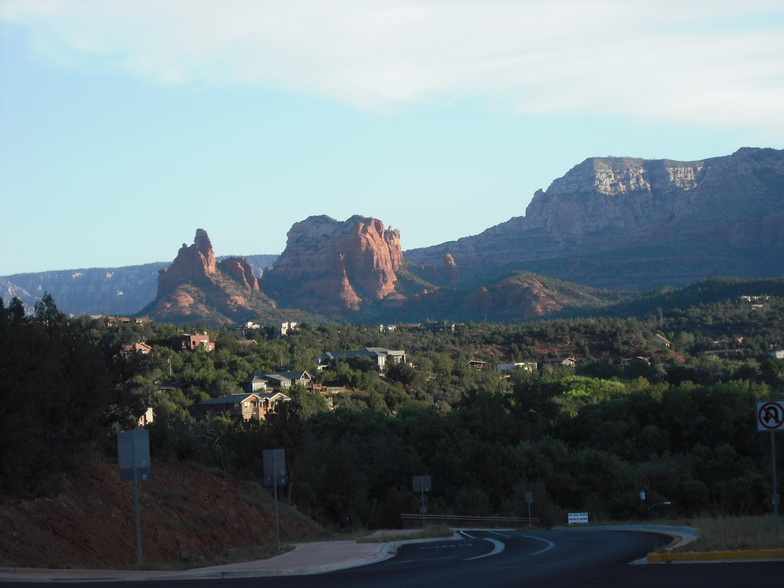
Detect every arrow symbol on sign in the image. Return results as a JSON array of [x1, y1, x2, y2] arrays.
[[763, 406, 781, 424]]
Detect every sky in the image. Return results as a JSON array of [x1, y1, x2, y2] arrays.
[[1, 0, 783, 276]]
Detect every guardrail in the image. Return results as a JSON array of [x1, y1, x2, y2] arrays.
[[401, 513, 540, 529]]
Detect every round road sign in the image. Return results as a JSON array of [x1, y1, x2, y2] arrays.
[[757, 401, 784, 431]]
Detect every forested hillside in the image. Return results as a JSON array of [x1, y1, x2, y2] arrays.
[[2, 285, 783, 532]]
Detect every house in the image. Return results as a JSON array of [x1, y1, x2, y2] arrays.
[[123, 342, 152, 355], [652, 334, 671, 347], [107, 316, 149, 326], [154, 381, 188, 393], [427, 322, 459, 333], [169, 333, 215, 352], [540, 357, 577, 368], [280, 322, 298, 335], [197, 391, 290, 420], [770, 350, 784, 360], [467, 360, 486, 369], [241, 371, 314, 393], [316, 348, 406, 370], [496, 362, 537, 373], [138, 407, 154, 427], [621, 357, 651, 366]]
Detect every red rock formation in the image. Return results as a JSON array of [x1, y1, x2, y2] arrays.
[[151, 229, 272, 323], [264, 215, 405, 316], [442, 254, 459, 284], [157, 229, 218, 298], [221, 257, 260, 292]]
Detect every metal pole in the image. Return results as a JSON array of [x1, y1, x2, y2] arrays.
[[131, 440, 142, 567], [273, 452, 280, 551], [421, 486, 425, 530], [527, 501, 532, 528], [772, 432, 780, 544]]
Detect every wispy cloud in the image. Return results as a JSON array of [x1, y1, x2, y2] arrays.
[[3, 0, 784, 135]]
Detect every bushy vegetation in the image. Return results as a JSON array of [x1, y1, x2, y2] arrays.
[[2, 284, 783, 533]]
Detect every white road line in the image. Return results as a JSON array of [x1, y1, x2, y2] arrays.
[[461, 531, 476, 539], [487, 530, 511, 537], [465, 538, 505, 560], [520, 535, 556, 555], [393, 556, 458, 564]]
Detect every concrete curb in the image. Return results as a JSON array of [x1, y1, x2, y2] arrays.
[[135, 534, 461, 580], [146, 543, 397, 580], [0, 535, 465, 582], [647, 548, 784, 563]]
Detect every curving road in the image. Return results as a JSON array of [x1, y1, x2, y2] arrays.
[[5, 529, 783, 587], [247, 529, 783, 588]]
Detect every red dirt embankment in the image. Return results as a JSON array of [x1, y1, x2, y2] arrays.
[[0, 457, 322, 569]]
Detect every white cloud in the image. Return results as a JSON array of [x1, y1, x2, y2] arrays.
[[3, 0, 784, 135]]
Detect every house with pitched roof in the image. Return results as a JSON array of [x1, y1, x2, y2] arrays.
[[316, 348, 406, 371], [197, 391, 289, 420], [240, 371, 314, 393]]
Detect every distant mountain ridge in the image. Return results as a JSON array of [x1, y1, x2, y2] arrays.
[[4, 147, 783, 321], [406, 147, 784, 290], [1, 255, 278, 316]]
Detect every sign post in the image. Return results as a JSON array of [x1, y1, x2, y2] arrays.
[[525, 492, 533, 527], [412, 476, 432, 530], [756, 400, 784, 544], [117, 430, 151, 567], [263, 449, 286, 550]]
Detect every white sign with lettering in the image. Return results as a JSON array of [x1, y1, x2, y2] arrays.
[[568, 512, 589, 524]]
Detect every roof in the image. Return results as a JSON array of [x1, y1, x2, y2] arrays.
[[198, 394, 256, 406], [256, 392, 290, 401], [318, 348, 405, 362], [243, 371, 313, 383]]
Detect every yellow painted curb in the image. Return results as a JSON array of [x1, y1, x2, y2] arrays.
[[647, 548, 784, 563]]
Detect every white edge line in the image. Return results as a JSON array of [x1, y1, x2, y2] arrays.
[[520, 535, 556, 555], [465, 538, 505, 561]]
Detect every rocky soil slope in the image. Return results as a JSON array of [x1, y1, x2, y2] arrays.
[[0, 456, 324, 569]]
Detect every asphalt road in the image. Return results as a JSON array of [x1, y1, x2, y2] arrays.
[[5, 529, 783, 587]]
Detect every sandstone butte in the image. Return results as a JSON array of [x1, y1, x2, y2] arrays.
[[150, 229, 272, 323], [264, 215, 408, 317]]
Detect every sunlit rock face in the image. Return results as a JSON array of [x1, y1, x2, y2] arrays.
[[264, 215, 405, 317], [157, 229, 218, 298], [151, 229, 272, 323]]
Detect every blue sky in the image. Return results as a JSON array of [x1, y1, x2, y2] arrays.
[[1, 0, 783, 276]]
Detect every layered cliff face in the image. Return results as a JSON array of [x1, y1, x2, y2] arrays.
[[406, 147, 784, 290], [264, 215, 406, 317], [148, 229, 274, 323]]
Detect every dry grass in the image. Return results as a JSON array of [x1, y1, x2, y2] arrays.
[[665, 515, 782, 552], [357, 525, 454, 543]]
